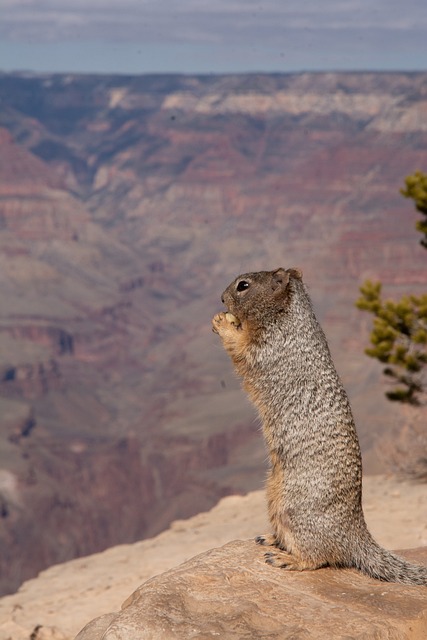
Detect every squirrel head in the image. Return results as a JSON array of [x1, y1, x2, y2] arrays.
[[221, 267, 303, 325]]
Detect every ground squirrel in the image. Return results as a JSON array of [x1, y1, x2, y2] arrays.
[[212, 267, 427, 585]]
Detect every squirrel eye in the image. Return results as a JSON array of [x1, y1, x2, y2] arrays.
[[236, 280, 249, 292]]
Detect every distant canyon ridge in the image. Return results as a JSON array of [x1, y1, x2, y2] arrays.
[[0, 71, 426, 595]]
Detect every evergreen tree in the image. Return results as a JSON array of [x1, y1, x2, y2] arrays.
[[356, 172, 427, 405], [400, 171, 427, 248]]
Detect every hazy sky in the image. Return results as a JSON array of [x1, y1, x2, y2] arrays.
[[1, 0, 427, 75]]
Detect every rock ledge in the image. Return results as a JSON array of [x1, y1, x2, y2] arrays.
[[77, 541, 427, 640]]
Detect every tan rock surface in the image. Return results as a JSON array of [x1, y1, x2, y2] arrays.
[[0, 491, 267, 640], [0, 475, 426, 640], [76, 542, 427, 640]]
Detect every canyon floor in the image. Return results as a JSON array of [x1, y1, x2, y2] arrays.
[[0, 474, 426, 640]]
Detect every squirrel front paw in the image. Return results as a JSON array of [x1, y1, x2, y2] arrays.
[[212, 311, 249, 362], [212, 311, 241, 335]]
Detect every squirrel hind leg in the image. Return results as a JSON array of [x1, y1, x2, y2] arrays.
[[265, 550, 326, 572], [255, 533, 285, 549]]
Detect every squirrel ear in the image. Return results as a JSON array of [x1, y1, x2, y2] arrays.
[[271, 268, 290, 292], [286, 267, 303, 280]]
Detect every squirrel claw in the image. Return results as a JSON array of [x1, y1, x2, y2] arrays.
[[264, 552, 296, 569], [265, 551, 322, 571], [264, 552, 282, 566], [256, 534, 279, 547]]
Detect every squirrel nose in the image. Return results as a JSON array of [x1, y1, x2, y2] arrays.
[[221, 294, 225, 304]]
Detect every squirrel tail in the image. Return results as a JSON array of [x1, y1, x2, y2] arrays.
[[354, 533, 427, 586]]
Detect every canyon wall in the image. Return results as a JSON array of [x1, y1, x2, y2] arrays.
[[0, 71, 426, 595]]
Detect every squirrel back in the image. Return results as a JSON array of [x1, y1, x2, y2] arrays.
[[212, 267, 427, 586]]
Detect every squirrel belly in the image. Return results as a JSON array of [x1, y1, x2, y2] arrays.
[[212, 267, 427, 586]]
